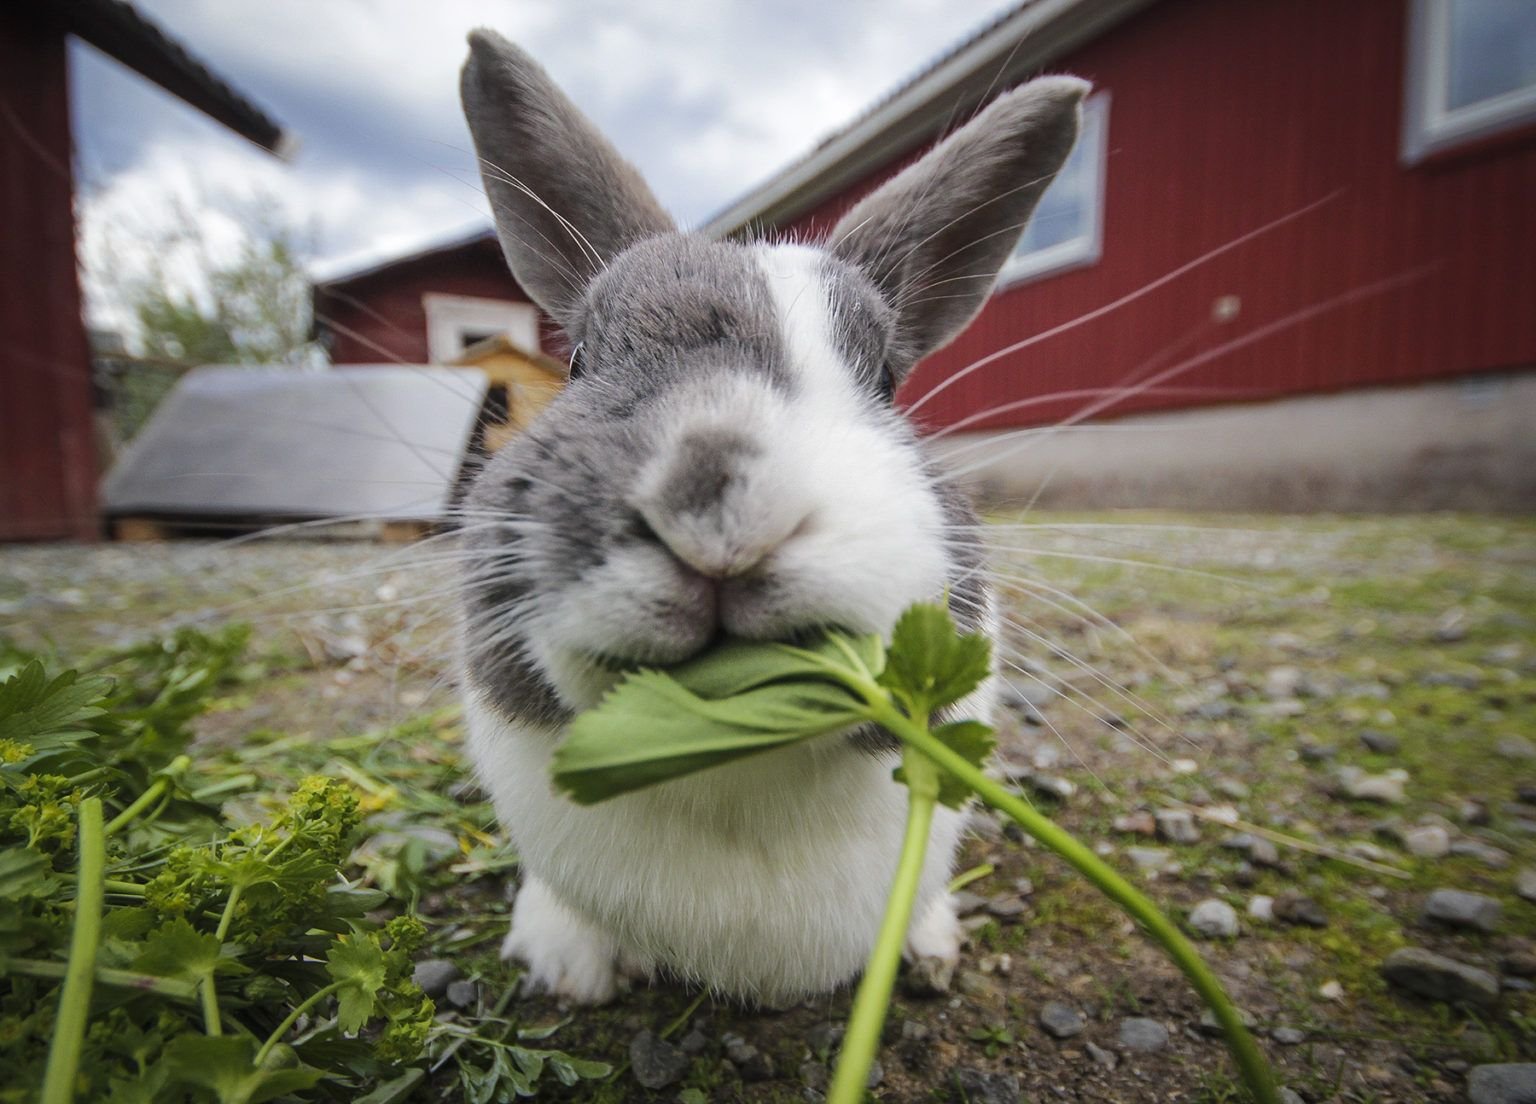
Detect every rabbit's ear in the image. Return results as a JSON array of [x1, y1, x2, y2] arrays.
[[462, 30, 675, 329], [830, 77, 1088, 372]]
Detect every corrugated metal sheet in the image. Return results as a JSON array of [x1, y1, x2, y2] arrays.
[[0, 8, 98, 541], [784, 0, 1536, 433], [101, 366, 489, 522]]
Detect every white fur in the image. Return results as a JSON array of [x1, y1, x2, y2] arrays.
[[466, 241, 987, 1004]]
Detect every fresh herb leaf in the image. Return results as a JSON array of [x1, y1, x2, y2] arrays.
[[878, 602, 991, 715]]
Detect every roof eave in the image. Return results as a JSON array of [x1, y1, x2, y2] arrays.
[[700, 0, 1153, 239]]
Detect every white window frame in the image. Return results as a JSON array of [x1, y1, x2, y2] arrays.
[[1402, 0, 1536, 164], [997, 91, 1110, 289], [423, 293, 540, 363]]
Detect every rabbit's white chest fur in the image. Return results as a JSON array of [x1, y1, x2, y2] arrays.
[[465, 694, 968, 1004]]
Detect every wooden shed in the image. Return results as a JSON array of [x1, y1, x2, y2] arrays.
[[0, 0, 290, 541]]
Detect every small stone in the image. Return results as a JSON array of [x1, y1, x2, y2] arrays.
[[1113, 811, 1157, 836], [1247, 895, 1275, 922], [629, 1031, 688, 1090], [1496, 737, 1536, 761], [1038, 1001, 1086, 1039], [444, 979, 478, 1009], [1085, 1041, 1118, 1069], [1335, 765, 1408, 804], [1467, 1064, 1536, 1104], [1249, 837, 1282, 867], [1280, 1090, 1306, 1104], [903, 955, 954, 997], [1273, 892, 1328, 928], [1126, 846, 1175, 875], [1380, 947, 1499, 1008], [679, 1027, 709, 1055], [985, 894, 1028, 919], [1359, 729, 1400, 754], [900, 1020, 930, 1042], [1299, 740, 1337, 763], [411, 958, 460, 998], [1502, 951, 1536, 978], [1215, 778, 1251, 800], [1189, 899, 1240, 939], [1462, 799, 1493, 825], [721, 1033, 774, 1081], [806, 1022, 844, 1058], [952, 890, 988, 916], [799, 1060, 828, 1092], [949, 1067, 1020, 1104], [1517, 868, 1536, 903], [1451, 840, 1512, 868], [1401, 824, 1452, 858], [1117, 1017, 1169, 1053], [1156, 809, 1201, 844], [1422, 888, 1503, 932], [1319, 979, 1345, 1001], [1271, 1026, 1307, 1045]]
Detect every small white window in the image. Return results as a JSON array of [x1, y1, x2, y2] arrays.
[[1403, 0, 1536, 163], [423, 293, 540, 364], [998, 92, 1109, 288]]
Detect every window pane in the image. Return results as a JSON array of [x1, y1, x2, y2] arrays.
[[1012, 96, 1103, 260], [1446, 0, 1536, 111]]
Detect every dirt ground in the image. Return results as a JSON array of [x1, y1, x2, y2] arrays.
[[2, 512, 1533, 1102]]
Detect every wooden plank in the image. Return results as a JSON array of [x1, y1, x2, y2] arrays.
[[114, 517, 170, 542]]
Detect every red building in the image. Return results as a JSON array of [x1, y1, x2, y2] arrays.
[[0, 0, 288, 541], [323, 0, 1536, 509]]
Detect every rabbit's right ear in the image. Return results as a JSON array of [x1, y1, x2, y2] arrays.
[[461, 31, 675, 329]]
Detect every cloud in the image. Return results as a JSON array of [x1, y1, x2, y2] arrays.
[[75, 0, 1021, 334]]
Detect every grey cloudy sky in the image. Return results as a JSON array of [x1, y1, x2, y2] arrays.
[[73, 0, 1020, 331]]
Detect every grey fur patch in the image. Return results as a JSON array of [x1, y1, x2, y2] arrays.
[[461, 30, 675, 328], [818, 255, 896, 397], [830, 77, 1088, 379], [656, 430, 759, 518]]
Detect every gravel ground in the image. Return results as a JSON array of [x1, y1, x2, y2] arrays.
[[3, 512, 1534, 1102]]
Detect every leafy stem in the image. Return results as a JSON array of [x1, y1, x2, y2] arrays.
[[103, 755, 192, 837], [253, 979, 346, 1067], [41, 797, 105, 1104], [825, 747, 938, 1104]]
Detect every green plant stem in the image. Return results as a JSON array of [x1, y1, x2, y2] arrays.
[[879, 705, 1279, 1104], [826, 748, 939, 1104], [254, 980, 346, 1067], [215, 883, 244, 941], [103, 755, 191, 837], [41, 796, 105, 1104], [11, 958, 197, 1000]]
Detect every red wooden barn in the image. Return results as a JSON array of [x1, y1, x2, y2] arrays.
[[0, 0, 289, 541], [320, 0, 1536, 509]]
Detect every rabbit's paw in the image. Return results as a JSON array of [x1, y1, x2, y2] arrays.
[[906, 891, 962, 963], [503, 877, 621, 1005]]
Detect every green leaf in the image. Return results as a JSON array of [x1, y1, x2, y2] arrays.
[[0, 846, 53, 897], [133, 917, 244, 985], [666, 632, 883, 698], [163, 1035, 325, 1104], [326, 933, 388, 1033], [893, 720, 996, 808], [0, 661, 111, 745], [353, 1067, 426, 1104], [552, 671, 869, 804], [878, 603, 991, 714]]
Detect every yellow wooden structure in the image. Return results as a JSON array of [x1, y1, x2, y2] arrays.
[[451, 334, 567, 452]]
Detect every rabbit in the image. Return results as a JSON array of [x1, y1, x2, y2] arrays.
[[455, 28, 1086, 1006]]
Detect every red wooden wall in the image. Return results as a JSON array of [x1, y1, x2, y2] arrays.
[[0, 8, 99, 541], [785, 0, 1536, 434], [316, 239, 552, 365]]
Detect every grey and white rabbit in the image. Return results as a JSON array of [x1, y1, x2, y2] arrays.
[[455, 29, 1085, 1005]]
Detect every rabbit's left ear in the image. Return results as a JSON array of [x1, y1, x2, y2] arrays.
[[461, 30, 676, 330], [830, 77, 1089, 373]]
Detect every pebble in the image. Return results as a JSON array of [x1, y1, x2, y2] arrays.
[[1117, 1017, 1169, 1053], [806, 1022, 844, 1058], [1401, 824, 1452, 858], [1248, 837, 1282, 867], [949, 1067, 1020, 1104], [902, 955, 954, 997], [1319, 979, 1344, 1001], [1421, 888, 1503, 933], [1271, 1026, 1307, 1045], [629, 1031, 689, 1090], [799, 1060, 828, 1092], [1496, 736, 1536, 761], [1247, 895, 1275, 922], [1273, 892, 1328, 928], [1334, 765, 1408, 804], [1084, 1041, 1118, 1069], [1380, 947, 1500, 1009], [721, 1032, 775, 1081], [1189, 898, 1240, 939], [985, 894, 1029, 919], [1197, 1006, 1257, 1037], [1451, 840, 1512, 868], [1517, 868, 1536, 903], [444, 979, 479, 1009], [1156, 809, 1202, 844], [1038, 1001, 1086, 1039], [1503, 951, 1536, 978], [1298, 740, 1337, 763], [1126, 846, 1175, 875], [1467, 1064, 1536, 1104], [410, 958, 460, 998], [1359, 728, 1400, 754], [1114, 810, 1157, 836]]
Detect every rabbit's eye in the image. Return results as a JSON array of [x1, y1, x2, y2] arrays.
[[876, 362, 896, 403], [568, 342, 588, 381]]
